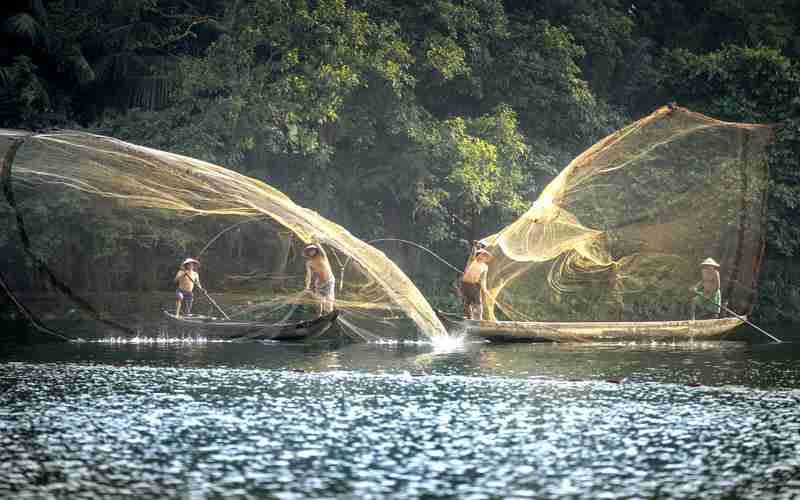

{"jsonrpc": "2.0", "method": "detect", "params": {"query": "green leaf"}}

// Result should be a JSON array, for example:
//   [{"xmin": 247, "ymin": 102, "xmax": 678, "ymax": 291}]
[{"xmin": 2, "ymin": 13, "xmax": 46, "ymax": 45}]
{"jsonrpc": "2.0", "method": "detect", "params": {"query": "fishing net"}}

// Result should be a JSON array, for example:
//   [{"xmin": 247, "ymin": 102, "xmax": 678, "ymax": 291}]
[
  {"xmin": 479, "ymin": 105, "xmax": 772, "ymax": 324},
  {"xmin": 0, "ymin": 129, "xmax": 447, "ymax": 341}
]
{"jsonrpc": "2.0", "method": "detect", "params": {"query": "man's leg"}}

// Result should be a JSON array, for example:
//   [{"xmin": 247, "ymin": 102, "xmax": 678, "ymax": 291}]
[
  {"xmin": 326, "ymin": 288, "xmax": 335, "ymax": 313},
  {"xmin": 176, "ymin": 298, "xmax": 182, "ymax": 317},
  {"xmin": 314, "ymin": 288, "xmax": 323, "ymax": 318},
  {"xmin": 324, "ymin": 282, "xmax": 335, "ymax": 314},
  {"xmin": 185, "ymin": 293, "xmax": 193, "ymax": 315},
  {"xmin": 320, "ymin": 291, "xmax": 329, "ymax": 314}
]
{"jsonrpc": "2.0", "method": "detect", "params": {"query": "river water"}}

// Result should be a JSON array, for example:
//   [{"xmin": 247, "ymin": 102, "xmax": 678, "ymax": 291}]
[{"xmin": 2, "ymin": 326, "xmax": 800, "ymax": 499}]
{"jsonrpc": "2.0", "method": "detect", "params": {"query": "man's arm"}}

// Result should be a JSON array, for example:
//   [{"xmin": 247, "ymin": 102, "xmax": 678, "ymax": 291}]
[
  {"xmin": 480, "ymin": 265, "xmax": 489, "ymax": 294},
  {"xmin": 174, "ymin": 270, "xmax": 184, "ymax": 283}
]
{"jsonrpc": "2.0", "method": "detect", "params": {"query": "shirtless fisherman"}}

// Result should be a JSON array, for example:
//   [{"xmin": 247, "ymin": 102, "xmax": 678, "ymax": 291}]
[
  {"xmin": 461, "ymin": 248, "xmax": 491, "ymax": 320},
  {"xmin": 303, "ymin": 243, "xmax": 335, "ymax": 317},
  {"xmin": 175, "ymin": 258, "xmax": 202, "ymax": 318},
  {"xmin": 689, "ymin": 257, "xmax": 721, "ymax": 320}
]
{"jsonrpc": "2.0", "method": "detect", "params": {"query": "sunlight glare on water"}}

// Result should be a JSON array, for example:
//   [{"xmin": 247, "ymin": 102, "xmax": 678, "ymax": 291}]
[
  {"xmin": 430, "ymin": 331, "xmax": 467, "ymax": 352},
  {"xmin": 1, "ymin": 335, "xmax": 800, "ymax": 499}
]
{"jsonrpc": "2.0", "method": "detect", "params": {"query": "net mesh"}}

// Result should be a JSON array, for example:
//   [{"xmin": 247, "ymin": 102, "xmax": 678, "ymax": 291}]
[
  {"xmin": 0, "ymin": 130, "xmax": 447, "ymax": 340},
  {"xmin": 480, "ymin": 105, "xmax": 772, "ymax": 323}
]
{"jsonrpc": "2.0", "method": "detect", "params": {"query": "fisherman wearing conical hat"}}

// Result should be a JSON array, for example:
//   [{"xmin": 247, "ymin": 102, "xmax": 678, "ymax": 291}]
[
  {"xmin": 303, "ymin": 243, "xmax": 335, "ymax": 317},
  {"xmin": 461, "ymin": 248, "xmax": 492, "ymax": 320},
  {"xmin": 689, "ymin": 257, "xmax": 721, "ymax": 320},
  {"xmin": 175, "ymin": 258, "xmax": 202, "ymax": 318}
]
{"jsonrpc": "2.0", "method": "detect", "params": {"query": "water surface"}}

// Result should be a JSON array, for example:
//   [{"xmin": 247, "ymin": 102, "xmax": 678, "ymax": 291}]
[{"xmin": 2, "ymin": 326, "xmax": 800, "ymax": 499}]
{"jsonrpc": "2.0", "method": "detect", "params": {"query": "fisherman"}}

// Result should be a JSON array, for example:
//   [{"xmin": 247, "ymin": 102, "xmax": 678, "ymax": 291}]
[
  {"xmin": 689, "ymin": 257, "xmax": 721, "ymax": 320},
  {"xmin": 175, "ymin": 258, "xmax": 202, "ymax": 318},
  {"xmin": 304, "ymin": 243, "xmax": 335, "ymax": 317},
  {"xmin": 461, "ymin": 248, "xmax": 492, "ymax": 320}
]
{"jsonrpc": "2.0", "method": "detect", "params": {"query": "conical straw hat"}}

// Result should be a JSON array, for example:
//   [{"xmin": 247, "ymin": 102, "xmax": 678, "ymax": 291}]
[
  {"xmin": 303, "ymin": 244, "xmax": 321, "ymax": 256},
  {"xmin": 700, "ymin": 257, "xmax": 720, "ymax": 268},
  {"xmin": 182, "ymin": 258, "xmax": 200, "ymax": 267}
]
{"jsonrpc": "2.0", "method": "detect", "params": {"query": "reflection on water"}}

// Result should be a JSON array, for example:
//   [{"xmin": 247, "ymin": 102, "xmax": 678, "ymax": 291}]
[
  {"xmin": 2, "ymin": 328, "xmax": 800, "ymax": 499},
  {"xmin": 4, "ymin": 332, "xmax": 800, "ymax": 388}
]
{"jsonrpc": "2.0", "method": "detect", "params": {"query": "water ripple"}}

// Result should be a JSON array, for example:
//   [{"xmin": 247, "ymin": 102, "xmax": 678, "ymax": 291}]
[{"xmin": 1, "ymin": 362, "xmax": 799, "ymax": 499}]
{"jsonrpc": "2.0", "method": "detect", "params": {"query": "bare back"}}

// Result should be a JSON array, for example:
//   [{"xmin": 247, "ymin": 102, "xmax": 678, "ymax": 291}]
[
  {"xmin": 700, "ymin": 267, "xmax": 720, "ymax": 296},
  {"xmin": 306, "ymin": 255, "xmax": 333, "ymax": 283}
]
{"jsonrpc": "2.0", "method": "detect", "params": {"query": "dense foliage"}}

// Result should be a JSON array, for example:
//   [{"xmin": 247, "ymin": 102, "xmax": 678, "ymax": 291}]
[{"xmin": 2, "ymin": 0, "xmax": 799, "ymax": 321}]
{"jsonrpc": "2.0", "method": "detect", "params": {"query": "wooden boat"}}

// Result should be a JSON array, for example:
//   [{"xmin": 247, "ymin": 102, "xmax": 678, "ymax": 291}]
[
  {"xmin": 163, "ymin": 310, "xmax": 339, "ymax": 341},
  {"xmin": 436, "ymin": 310, "xmax": 744, "ymax": 343}
]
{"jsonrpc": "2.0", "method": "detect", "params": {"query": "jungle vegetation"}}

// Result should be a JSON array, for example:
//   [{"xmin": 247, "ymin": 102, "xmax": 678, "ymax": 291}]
[{"xmin": 2, "ymin": 0, "xmax": 800, "ymax": 322}]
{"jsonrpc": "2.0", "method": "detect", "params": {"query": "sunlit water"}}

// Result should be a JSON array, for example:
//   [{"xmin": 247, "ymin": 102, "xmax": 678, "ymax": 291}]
[{"xmin": 2, "ymin": 326, "xmax": 800, "ymax": 499}]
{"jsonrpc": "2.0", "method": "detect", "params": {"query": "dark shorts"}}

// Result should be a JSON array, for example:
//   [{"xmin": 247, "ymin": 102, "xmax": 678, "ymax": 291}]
[
  {"xmin": 461, "ymin": 281, "xmax": 481, "ymax": 307},
  {"xmin": 176, "ymin": 289, "xmax": 193, "ymax": 302}
]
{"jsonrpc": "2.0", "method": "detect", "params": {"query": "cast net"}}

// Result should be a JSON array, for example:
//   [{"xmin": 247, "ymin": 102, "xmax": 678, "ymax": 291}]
[
  {"xmin": 479, "ymin": 105, "xmax": 772, "ymax": 325},
  {"xmin": 0, "ymin": 129, "xmax": 447, "ymax": 341}
]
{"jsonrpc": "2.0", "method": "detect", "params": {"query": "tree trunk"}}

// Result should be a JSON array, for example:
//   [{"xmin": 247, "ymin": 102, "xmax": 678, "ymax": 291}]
[
  {"xmin": 381, "ymin": 195, "xmax": 412, "ymax": 273},
  {"xmin": 725, "ymin": 129, "xmax": 748, "ymax": 313},
  {"xmin": 271, "ymin": 231, "xmax": 293, "ymax": 293},
  {"xmin": 469, "ymin": 205, "xmax": 481, "ymax": 243}
]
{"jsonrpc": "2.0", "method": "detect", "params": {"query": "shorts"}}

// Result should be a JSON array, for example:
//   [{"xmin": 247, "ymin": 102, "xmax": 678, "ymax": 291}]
[
  {"xmin": 176, "ymin": 289, "xmax": 193, "ymax": 303},
  {"xmin": 313, "ymin": 277, "xmax": 335, "ymax": 300},
  {"xmin": 461, "ymin": 281, "xmax": 481, "ymax": 307}
]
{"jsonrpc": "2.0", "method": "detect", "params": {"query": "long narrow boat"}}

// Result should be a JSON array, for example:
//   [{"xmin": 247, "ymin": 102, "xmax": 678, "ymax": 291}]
[
  {"xmin": 436, "ymin": 310, "xmax": 744, "ymax": 343},
  {"xmin": 163, "ymin": 310, "xmax": 339, "ymax": 341}
]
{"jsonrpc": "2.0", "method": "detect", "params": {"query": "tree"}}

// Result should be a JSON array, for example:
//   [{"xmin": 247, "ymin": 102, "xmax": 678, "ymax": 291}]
[{"xmin": 658, "ymin": 45, "xmax": 800, "ymax": 254}]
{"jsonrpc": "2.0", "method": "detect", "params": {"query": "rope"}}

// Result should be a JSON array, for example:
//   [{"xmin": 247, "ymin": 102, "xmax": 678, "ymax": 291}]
[
  {"xmin": 2, "ymin": 134, "xmax": 136, "ymax": 337},
  {"xmin": 338, "ymin": 237, "xmax": 461, "ymax": 290},
  {"xmin": 693, "ymin": 290, "xmax": 782, "ymax": 343},
  {"xmin": 492, "ymin": 296, "xmax": 587, "ymax": 341},
  {"xmin": 366, "ymin": 238, "xmax": 463, "ymax": 274},
  {"xmin": 723, "ymin": 278, "xmax": 800, "ymax": 321},
  {"xmin": 197, "ymin": 216, "xmax": 270, "ymax": 257},
  {"xmin": 229, "ymin": 300, "xmax": 304, "ymax": 341},
  {"xmin": 177, "ymin": 270, "xmax": 230, "ymax": 319},
  {"xmin": 0, "ymin": 271, "xmax": 73, "ymax": 341}
]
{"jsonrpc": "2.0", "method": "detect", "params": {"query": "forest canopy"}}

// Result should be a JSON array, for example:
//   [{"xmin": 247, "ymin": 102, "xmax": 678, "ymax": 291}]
[{"xmin": 2, "ymin": 0, "xmax": 800, "ymax": 321}]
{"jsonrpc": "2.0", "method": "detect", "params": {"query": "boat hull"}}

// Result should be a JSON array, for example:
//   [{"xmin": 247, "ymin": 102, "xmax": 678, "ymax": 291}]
[
  {"xmin": 163, "ymin": 310, "xmax": 339, "ymax": 341},
  {"xmin": 436, "ymin": 310, "xmax": 745, "ymax": 342}
]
